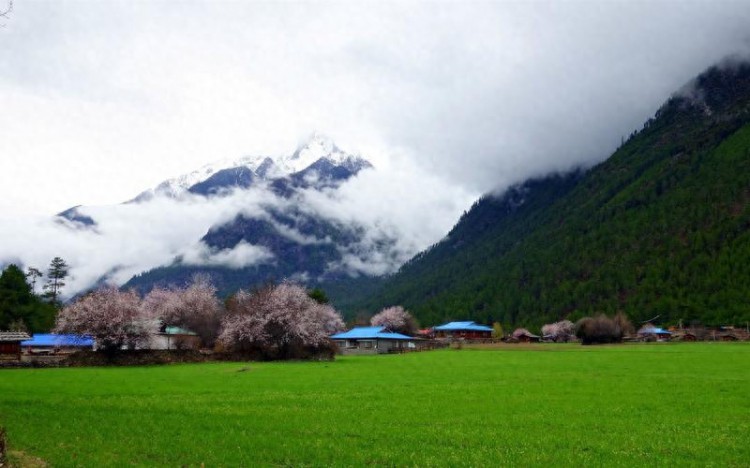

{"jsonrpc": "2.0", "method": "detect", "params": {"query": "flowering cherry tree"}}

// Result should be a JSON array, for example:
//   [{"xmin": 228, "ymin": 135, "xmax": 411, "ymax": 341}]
[
  {"xmin": 541, "ymin": 320, "xmax": 575, "ymax": 342},
  {"xmin": 54, "ymin": 286, "xmax": 155, "ymax": 352},
  {"xmin": 370, "ymin": 306, "xmax": 417, "ymax": 335},
  {"xmin": 219, "ymin": 282, "xmax": 345, "ymax": 358},
  {"xmin": 142, "ymin": 275, "xmax": 224, "ymax": 348}
]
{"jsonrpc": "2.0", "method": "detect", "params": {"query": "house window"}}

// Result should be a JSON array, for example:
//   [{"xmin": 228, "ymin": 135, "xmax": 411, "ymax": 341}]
[{"xmin": 362, "ymin": 340, "xmax": 373, "ymax": 349}]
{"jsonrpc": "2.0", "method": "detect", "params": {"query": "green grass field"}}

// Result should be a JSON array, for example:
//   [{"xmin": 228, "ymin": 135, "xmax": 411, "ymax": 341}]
[{"xmin": 1, "ymin": 343, "xmax": 748, "ymax": 466}]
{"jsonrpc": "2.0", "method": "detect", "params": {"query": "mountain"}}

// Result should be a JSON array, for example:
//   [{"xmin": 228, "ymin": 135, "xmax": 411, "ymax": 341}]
[
  {"xmin": 356, "ymin": 59, "xmax": 750, "ymax": 328},
  {"xmin": 113, "ymin": 134, "xmax": 390, "ymax": 297}
]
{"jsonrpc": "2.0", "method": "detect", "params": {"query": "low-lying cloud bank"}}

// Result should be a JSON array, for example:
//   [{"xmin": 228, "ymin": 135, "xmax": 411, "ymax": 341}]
[{"xmin": 0, "ymin": 160, "xmax": 475, "ymax": 298}]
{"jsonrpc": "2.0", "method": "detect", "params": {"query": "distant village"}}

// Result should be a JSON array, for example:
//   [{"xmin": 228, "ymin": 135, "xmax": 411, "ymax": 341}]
[{"xmin": 2, "ymin": 318, "xmax": 748, "ymax": 366}]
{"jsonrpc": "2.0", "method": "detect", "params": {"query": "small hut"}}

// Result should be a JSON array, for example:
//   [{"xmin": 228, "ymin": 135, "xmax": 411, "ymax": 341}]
[
  {"xmin": 512, "ymin": 328, "xmax": 541, "ymax": 343},
  {"xmin": 0, "ymin": 332, "xmax": 31, "ymax": 362},
  {"xmin": 151, "ymin": 327, "xmax": 201, "ymax": 350},
  {"xmin": 637, "ymin": 324, "xmax": 672, "ymax": 341},
  {"xmin": 675, "ymin": 332, "xmax": 698, "ymax": 342}
]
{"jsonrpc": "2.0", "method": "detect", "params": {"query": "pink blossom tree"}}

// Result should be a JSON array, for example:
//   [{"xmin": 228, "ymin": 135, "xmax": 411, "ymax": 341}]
[
  {"xmin": 219, "ymin": 282, "xmax": 345, "ymax": 359},
  {"xmin": 370, "ymin": 306, "xmax": 418, "ymax": 335},
  {"xmin": 54, "ymin": 286, "xmax": 155, "ymax": 352},
  {"xmin": 541, "ymin": 320, "xmax": 575, "ymax": 342},
  {"xmin": 142, "ymin": 275, "xmax": 224, "ymax": 348}
]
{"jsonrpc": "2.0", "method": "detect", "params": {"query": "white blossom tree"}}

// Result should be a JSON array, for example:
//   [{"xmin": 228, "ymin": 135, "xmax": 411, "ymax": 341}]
[
  {"xmin": 219, "ymin": 282, "xmax": 345, "ymax": 358},
  {"xmin": 54, "ymin": 286, "xmax": 155, "ymax": 352},
  {"xmin": 370, "ymin": 306, "xmax": 417, "ymax": 335}
]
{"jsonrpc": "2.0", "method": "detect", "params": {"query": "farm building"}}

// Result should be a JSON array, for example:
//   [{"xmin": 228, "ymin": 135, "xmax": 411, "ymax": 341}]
[
  {"xmin": 433, "ymin": 321, "xmax": 493, "ymax": 340},
  {"xmin": 674, "ymin": 332, "xmax": 698, "ymax": 342},
  {"xmin": 637, "ymin": 325, "xmax": 672, "ymax": 341},
  {"xmin": 150, "ymin": 326, "xmax": 201, "ymax": 350},
  {"xmin": 330, "ymin": 327, "xmax": 415, "ymax": 355},
  {"xmin": 0, "ymin": 332, "xmax": 31, "ymax": 362},
  {"xmin": 511, "ymin": 328, "xmax": 541, "ymax": 343},
  {"xmin": 21, "ymin": 334, "xmax": 94, "ymax": 354}
]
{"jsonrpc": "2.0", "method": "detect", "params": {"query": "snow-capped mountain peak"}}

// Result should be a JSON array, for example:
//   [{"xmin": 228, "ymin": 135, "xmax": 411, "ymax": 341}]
[
  {"xmin": 131, "ymin": 134, "xmax": 371, "ymax": 202},
  {"xmin": 132, "ymin": 154, "xmax": 269, "ymax": 202},
  {"xmin": 283, "ymin": 133, "xmax": 345, "ymax": 173}
]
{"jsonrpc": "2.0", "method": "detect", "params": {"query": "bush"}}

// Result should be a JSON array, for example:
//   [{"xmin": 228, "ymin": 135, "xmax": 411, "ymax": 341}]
[{"xmin": 575, "ymin": 313, "xmax": 633, "ymax": 345}]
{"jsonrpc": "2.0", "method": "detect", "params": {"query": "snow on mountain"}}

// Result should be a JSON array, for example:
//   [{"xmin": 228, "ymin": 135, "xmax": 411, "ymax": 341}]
[
  {"xmin": 132, "ymin": 154, "xmax": 270, "ymax": 202},
  {"xmin": 131, "ymin": 134, "xmax": 368, "ymax": 202}
]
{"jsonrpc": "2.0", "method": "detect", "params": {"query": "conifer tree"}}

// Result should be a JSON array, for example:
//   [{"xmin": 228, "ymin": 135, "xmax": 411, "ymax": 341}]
[{"xmin": 43, "ymin": 257, "xmax": 69, "ymax": 305}]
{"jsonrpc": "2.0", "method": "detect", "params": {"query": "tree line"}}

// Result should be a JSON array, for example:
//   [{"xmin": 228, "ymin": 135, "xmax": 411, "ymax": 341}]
[
  {"xmin": 54, "ymin": 276, "xmax": 348, "ymax": 359},
  {"xmin": 0, "ymin": 257, "xmax": 69, "ymax": 332}
]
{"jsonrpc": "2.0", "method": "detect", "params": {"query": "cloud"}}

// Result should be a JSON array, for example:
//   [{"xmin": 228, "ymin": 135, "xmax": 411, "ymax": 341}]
[
  {"xmin": 0, "ymin": 156, "xmax": 474, "ymax": 297},
  {"xmin": 0, "ymin": 189, "xmax": 276, "ymax": 296},
  {"xmin": 180, "ymin": 241, "xmax": 274, "ymax": 269},
  {"xmin": 2, "ymin": 2, "xmax": 750, "ymax": 217}
]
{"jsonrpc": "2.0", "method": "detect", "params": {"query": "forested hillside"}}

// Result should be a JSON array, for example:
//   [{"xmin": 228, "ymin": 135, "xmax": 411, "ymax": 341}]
[{"xmin": 356, "ymin": 61, "xmax": 750, "ymax": 328}]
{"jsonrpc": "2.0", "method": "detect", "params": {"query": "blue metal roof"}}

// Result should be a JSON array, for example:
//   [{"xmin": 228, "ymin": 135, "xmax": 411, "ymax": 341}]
[
  {"xmin": 21, "ymin": 334, "xmax": 94, "ymax": 347},
  {"xmin": 433, "ymin": 321, "xmax": 493, "ymax": 332},
  {"xmin": 330, "ymin": 326, "xmax": 413, "ymax": 341},
  {"xmin": 163, "ymin": 326, "xmax": 197, "ymax": 336},
  {"xmin": 640, "ymin": 327, "xmax": 672, "ymax": 335}
]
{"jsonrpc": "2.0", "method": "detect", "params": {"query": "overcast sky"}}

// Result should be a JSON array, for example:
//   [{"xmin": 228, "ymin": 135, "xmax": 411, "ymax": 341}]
[
  {"xmin": 2, "ymin": 1, "xmax": 750, "ymax": 295},
  {"xmin": 2, "ymin": 1, "xmax": 750, "ymax": 216}
]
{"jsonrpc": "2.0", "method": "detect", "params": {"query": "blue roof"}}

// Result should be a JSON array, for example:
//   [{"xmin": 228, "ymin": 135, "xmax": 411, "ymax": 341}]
[
  {"xmin": 330, "ymin": 326, "xmax": 413, "ymax": 341},
  {"xmin": 21, "ymin": 334, "xmax": 94, "ymax": 347},
  {"xmin": 163, "ymin": 326, "xmax": 197, "ymax": 336},
  {"xmin": 640, "ymin": 327, "xmax": 672, "ymax": 335},
  {"xmin": 433, "ymin": 321, "xmax": 493, "ymax": 332}
]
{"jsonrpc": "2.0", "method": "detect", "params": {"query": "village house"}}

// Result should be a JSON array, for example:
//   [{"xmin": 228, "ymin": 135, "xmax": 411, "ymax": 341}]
[
  {"xmin": 330, "ymin": 326, "xmax": 415, "ymax": 355},
  {"xmin": 21, "ymin": 334, "xmax": 94, "ymax": 354},
  {"xmin": 433, "ymin": 321, "xmax": 493, "ymax": 340},
  {"xmin": 150, "ymin": 326, "xmax": 201, "ymax": 350},
  {"xmin": 0, "ymin": 331, "xmax": 31, "ymax": 362},
  {"xmin": 511, "ymin": 328, "xmax": 541, "ymax": 343},
  {"xmin": 637, "ymin": 325, "xmax": 672, "ymax": 341}
]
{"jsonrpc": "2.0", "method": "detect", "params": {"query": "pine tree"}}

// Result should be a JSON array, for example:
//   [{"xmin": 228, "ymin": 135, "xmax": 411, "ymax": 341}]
[
  {"xmin": 43, "ymin": 257, "xmax": 69, "ymax": 305},
  {"xmin": 0, "ymin": 264, "xmax": 56, "ymax": 332}
]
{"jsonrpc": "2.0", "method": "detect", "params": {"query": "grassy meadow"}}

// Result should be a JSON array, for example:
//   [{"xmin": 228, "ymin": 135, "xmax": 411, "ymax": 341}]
[{"xmin": 1, "ymin": 343, "xmax": 748, "ymax": 466}]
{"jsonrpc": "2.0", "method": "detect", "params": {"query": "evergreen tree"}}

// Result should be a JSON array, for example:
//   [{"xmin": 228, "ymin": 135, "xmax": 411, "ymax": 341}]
[
  {"xmin": 0, "ymin": 264, "xmax": 56, "ymax": 332},
  {"xmin": 308, "ymin": 287, "xmax": 330, "ymax": 304},
  {"xmin": 43, "ymin": 257, "xmax": 69, "ymax": 305}
]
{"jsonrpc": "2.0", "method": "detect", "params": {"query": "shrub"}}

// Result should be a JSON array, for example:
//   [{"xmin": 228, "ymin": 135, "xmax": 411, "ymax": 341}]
[{"xmin": 575, "ymin": 313, "xmax": 632, "ymax": 345}]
